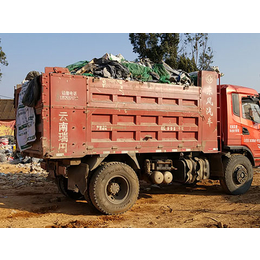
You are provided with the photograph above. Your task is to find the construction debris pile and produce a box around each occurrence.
[0,170,48,191]
[0,136,15,162]
[66,53,194,86]
[0,156,48,190]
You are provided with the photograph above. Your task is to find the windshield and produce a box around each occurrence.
[242,98,260,123]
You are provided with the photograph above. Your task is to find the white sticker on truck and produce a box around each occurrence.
[60,91,78,101]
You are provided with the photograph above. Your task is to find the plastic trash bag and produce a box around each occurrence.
[22,74,41,107]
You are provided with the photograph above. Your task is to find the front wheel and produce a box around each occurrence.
[220,154,253,195]
[88,162,139,215]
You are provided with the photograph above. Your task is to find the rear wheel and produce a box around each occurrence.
[88,162,139,215]
[56,176,84,200]
[220,154,253,195]
[84,178,94,208]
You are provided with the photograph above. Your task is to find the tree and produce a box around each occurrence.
[0,38,8,80]
[129,33,214,72]
[183,33,213,70]
[129,33,179,68]
[178,54,197,72]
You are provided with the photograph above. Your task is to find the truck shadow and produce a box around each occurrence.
[1,181,260,220]
[139,181,260,205]
[139,181,224,198]
[0,188,100,218]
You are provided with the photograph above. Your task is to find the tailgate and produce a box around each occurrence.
[15,68,87,159]
[47,69,87,158]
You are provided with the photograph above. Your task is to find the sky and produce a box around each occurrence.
[0,33,138,98]
[1,33,260,99]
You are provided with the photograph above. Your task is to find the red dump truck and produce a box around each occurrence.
[14,67,260,214]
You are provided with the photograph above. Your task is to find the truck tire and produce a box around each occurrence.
[56,176,84,200]
[88,162,139,215]
[84,180,94,208]
[220,154,253,195]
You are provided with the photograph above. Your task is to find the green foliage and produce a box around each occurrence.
[198,46,213,70]
[129,33,179,68]
[0,38,8,80]
[178,54,197,73]
[183,33,213,70]
[129,33,214,72]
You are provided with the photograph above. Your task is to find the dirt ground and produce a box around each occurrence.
[1,162,260,228]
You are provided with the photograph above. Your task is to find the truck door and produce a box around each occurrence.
[241,96,260,160]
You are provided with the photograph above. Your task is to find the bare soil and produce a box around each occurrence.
[1,162,260,228]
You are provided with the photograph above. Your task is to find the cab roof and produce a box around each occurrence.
[221,84,258,96]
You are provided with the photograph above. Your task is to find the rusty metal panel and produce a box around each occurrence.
[199,71,218,153]
[85,76,208,155]
[48,73,87,158]
[17,68,220,158]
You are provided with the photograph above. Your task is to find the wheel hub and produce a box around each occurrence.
[108,182,120,195]
[105,175,130,204]
[234,166,248,184]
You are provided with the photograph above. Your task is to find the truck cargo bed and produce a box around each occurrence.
[16,67,219,159]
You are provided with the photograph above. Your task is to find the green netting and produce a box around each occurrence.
[82,72,95,77]
[152,64,171,83]
[66,59,177,84]
[158,76,171,84]
[66,60,89,73]
[122,62,153,82]
[122,62,172,83]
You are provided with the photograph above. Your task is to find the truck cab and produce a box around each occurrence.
[221,84,260,166]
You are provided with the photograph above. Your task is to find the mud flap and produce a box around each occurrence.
[208,154,224,177]
[67,163,89,195]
